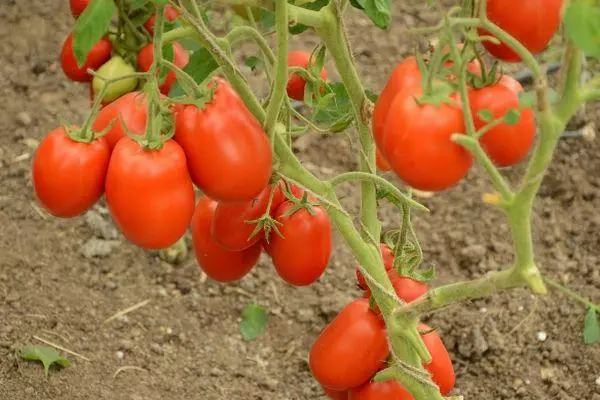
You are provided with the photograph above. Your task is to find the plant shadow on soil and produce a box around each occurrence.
[0,1,599,399]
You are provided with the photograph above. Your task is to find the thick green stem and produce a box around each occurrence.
[264,0,288,138]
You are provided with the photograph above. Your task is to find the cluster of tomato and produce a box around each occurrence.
[61,2,185,105]
[310,244,454,400]
[373,0,564,192]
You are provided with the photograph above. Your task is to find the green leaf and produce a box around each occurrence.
[240,304,267,341]
[260,9,276,29]
[504,109,521,125]
[313,82,352,124]
[169,47,218,98]
[350,0,366,10]
[363,0,392,29]
[244,56,262,71]
[583,308,600,345]
[20,346,70,377]
[73,0,117,67]
[478,109,494,123]
[564,3,600,59]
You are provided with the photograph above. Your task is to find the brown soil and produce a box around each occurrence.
[1,1,599,400]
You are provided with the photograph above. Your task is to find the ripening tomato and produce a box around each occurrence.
[383,90,472,191]
[498,74,523,94]
[286,51,328,101]
[479,0,564,62]
[265,201,332,286]
[372,57,421,149]
[470,84,536,167]
[32,127,110,218]
[191,196,262,282]
[376,148,391,171]
[174,78,272,202]
[309,299,390,391]
[420,324,455,395]
[137,42,189,95]
[356,243,395,290]
[144,5,181,35]
[92,56,138,103]
[323,386,349,400]
[60,33,112,82]
[70,0,90,17]
[211,184,279,251]
[105,137,195,249]
[349,380,414,400]
[92,91,148,150]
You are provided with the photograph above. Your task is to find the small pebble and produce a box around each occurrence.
[16,112,32,127]
[116,351,124,360]
[480,307,487,313]
[518,306,524,311]
[536,331,548,342]
[25,387,34,395]
[595,376,600,386]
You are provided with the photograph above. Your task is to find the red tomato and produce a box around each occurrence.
[137,42,189,95]
[372,57,421,150]
[376,148,392,171]
[479,0,564,62]
[144,5,181,35]
[383,90,472,191]
[92,91,148,150]
[70,0,90,17]
[105,137,195,249]
[349,380,414,400]
[356,243,395,290]
[323,386,349,400]
[211,184,281,251]
[174,78,272,202]
[309,299,390,391]
[32,127,110,218]
[498,74,523,94]
[191,196,262,282]
[60,33,112,82]
[364,271,429,303]
[265,201,332,286]
[286,51,328,101]
[470,84,536,167]
[420,324,455,395]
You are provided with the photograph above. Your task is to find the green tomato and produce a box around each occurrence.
[92,56,138,103]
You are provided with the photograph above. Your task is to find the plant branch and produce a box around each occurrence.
[264,0,289,138]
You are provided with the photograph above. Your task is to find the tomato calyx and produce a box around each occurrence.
[414,80,456,108]
[382,230,435,284]
[282,190,319,217]
[468,59,503,90]
[248,185,284,245]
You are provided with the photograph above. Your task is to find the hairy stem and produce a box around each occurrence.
[264,0,288,138]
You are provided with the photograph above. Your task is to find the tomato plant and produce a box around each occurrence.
[191,196,262,282]
[60,33,112,82]
[173,78,272,202]
[40,0,600,398]
[105,137,195,249]
[32,127,109,218]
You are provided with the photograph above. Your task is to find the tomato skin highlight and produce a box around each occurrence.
[265,201,332,286]
[372,57,421,150]
[383,91,472,191]
[211,185,275,251]
[70,0,90,17]
[105,137,195,249]
[349,380,414,400]
[309,299,390,391]
[286,51,328,102]
[421,324,455,395]
[33,127,110,218]
[137,42,189,95]
[479,0,564,62]
[174,78,272,202]
[60,33,112,82]
[498,74,523,94]
[93,91,148,150]
[144,5,180,35]
[191,196,262,282]
[470,84,536,167]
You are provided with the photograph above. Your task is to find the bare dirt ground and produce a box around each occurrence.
[1,1,599,400]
